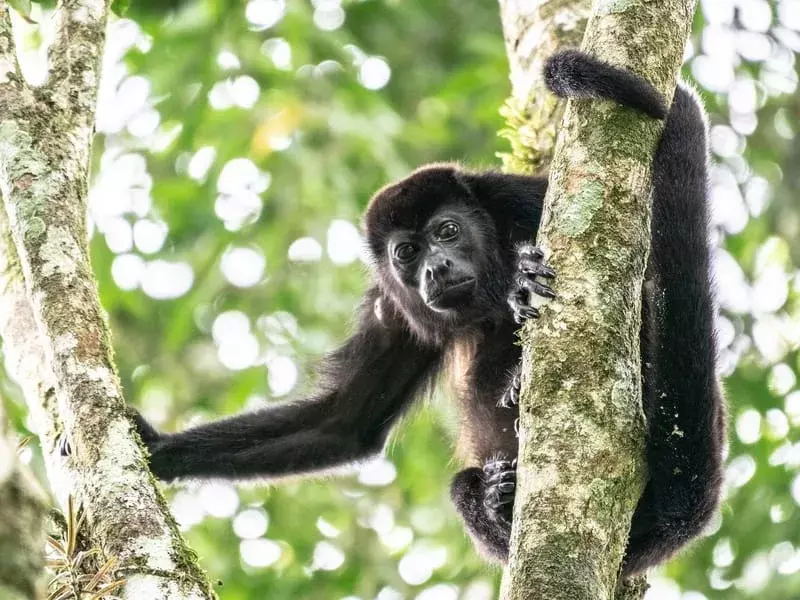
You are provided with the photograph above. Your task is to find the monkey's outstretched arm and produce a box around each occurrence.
[135,294,440,482]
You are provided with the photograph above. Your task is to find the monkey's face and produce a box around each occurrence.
[387,206,487,313]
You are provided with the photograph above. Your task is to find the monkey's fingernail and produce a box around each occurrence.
[528,246,544,258]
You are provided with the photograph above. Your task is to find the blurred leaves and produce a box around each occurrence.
[9,0,33,21]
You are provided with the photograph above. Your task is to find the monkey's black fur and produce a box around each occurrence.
[544,50,668,119]
[132,51,724,577]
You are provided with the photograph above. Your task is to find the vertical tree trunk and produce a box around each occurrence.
[498,1,696,598]
[0,397,46,600]
[0,2,214,598]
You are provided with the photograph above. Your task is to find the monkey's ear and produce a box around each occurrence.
[459,171,547,207]
[459,171,547,242]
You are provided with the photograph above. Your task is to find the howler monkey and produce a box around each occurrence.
[132,50,725,576]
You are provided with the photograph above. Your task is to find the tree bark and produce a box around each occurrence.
[498,1,696,599]
[0,397,47,600]
[0,2,214,598]
[498,0,591,175]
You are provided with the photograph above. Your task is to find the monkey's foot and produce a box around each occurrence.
[508,244,556,324]
[483,459,516,524]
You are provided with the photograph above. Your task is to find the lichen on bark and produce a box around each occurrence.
[0,2,214,598]
[497,0,697,598]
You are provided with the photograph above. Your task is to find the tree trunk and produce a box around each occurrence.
[497,1,696,599]
[498,0,591,175]
[0,2,214,598]
[0,397,47,600]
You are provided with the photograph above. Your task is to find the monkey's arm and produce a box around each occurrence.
[135,293,440,482]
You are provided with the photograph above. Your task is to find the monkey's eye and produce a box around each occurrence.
[394,243,419,263]
[436,221,460,241]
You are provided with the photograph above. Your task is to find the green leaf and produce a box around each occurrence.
[110,0,130,17]
[8,0,32,21]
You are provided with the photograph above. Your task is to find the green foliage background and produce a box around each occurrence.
[4,1,800,599]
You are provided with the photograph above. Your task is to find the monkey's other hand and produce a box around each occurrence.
[498,366,521,409]
[483,459,517,525]
[508,243,556,324]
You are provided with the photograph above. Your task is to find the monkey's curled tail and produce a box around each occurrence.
[543,49,668,120]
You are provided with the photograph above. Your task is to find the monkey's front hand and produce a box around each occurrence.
[128,406,161,445]
[128,407,162,446]
[128,408,177,480]
[507,243,556,324]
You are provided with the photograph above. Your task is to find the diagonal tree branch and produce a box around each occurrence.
[0,1,215,598]
[498,0,591,174]
[46,0,108,121]
[0,1,22,84]
[0,211,65,494]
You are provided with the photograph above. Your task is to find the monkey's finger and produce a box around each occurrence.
[487,466,516,479]
[532,281,556,299]
[483,460,513,475]
[508,290,540,322]
[486,496,514,508]
[517,277,556,299]
[497,388,517,408]
[487,470,516,487]
[514,306,540,324]
[496,481,515,494]
[498,375,520,408]
[517,244,544,260]
[518,255,556,277]
[520,262,556,280]
[484,492,514,509]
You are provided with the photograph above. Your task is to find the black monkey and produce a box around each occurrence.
[131,50,724,577]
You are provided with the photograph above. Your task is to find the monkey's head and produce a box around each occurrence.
[363,165,506,332]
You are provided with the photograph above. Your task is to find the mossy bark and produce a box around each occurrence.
[497,0,696,598]
[498,0,591,174]
[0,2,214,598]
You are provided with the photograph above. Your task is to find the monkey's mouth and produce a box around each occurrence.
[425,278,476,309]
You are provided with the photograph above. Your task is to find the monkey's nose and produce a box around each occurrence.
[426,259,451,281]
